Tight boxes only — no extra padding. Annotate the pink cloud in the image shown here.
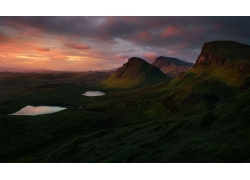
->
[143,52,159,62]
[64,41,91,50]
[137,31,152,41]
[115,53,131,60]
[160,27,182,38]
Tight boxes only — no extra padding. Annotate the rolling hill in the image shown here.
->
[101,57,171,88]
[152,56,194,77]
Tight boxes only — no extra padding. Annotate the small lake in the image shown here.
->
[82,91,105,97]
[9,105,66,116]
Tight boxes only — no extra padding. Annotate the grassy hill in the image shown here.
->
[151,40,250,117]
[153,56,194,77]
[101,57,171,89]
[192,40,250,86]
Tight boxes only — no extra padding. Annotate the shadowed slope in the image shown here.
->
[153,56,194,77]
[151,41,250,117]
[101,57,171,88]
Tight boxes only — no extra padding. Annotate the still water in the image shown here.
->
[9,105,66,116]
[82,91,105,97]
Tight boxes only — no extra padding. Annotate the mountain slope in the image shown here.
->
[192,40,250,86]
[148,40,250,117]
[152,56,194,77]
[101,57,171,88]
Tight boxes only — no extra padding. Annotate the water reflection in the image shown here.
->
[82,91,105,97]
[9,105,66,116]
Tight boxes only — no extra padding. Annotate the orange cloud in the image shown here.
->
[35,47,50,51]
[0,35,9,42]
[50,55,67,61]
[15,54,49,61]
[64,41,91,50]
[115,53,130,60]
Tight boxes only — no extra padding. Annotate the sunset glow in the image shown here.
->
[0,17,250,72]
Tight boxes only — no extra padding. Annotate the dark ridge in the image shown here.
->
[101,57,171,88]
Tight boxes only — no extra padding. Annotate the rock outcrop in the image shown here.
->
[194,41,250,69]
[237,63,250,73]
[192,40,250,86]
[194,53,226,67]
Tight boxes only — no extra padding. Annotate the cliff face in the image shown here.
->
[191,40,250,86]
[237,63,250,73]
[194,53,226,67]
[194,41,250,68]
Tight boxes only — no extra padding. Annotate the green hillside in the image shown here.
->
[192,40,250,86]
[153,56,194,77]
[152,40,250,117]
[101,57,171,88]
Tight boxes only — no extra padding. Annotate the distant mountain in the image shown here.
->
[0,66,56,73]
[152,56,194,77]
[101,57,171,88]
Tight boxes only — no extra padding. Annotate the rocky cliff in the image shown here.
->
[192,40,250,86]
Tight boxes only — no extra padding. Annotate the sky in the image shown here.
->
[0,16,250,72]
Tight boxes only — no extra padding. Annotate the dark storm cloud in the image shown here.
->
[1,16,249,44]
[0,16,250,62]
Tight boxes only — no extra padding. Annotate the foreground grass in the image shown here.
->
[0,71,250,162]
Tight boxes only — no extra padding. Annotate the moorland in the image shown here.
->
[1,40,250,162]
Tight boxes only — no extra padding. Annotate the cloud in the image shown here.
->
[143,52,159,62]
[137,31,153,41]
[1,17,250,48]
[15,54,49,61]
[63,41,91,50]
[35,47,50,51]
[0,16,250,70]
[115,53,131,60]
[50,55,67,61]
[160,26,183,38]
[0,35,9,42]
